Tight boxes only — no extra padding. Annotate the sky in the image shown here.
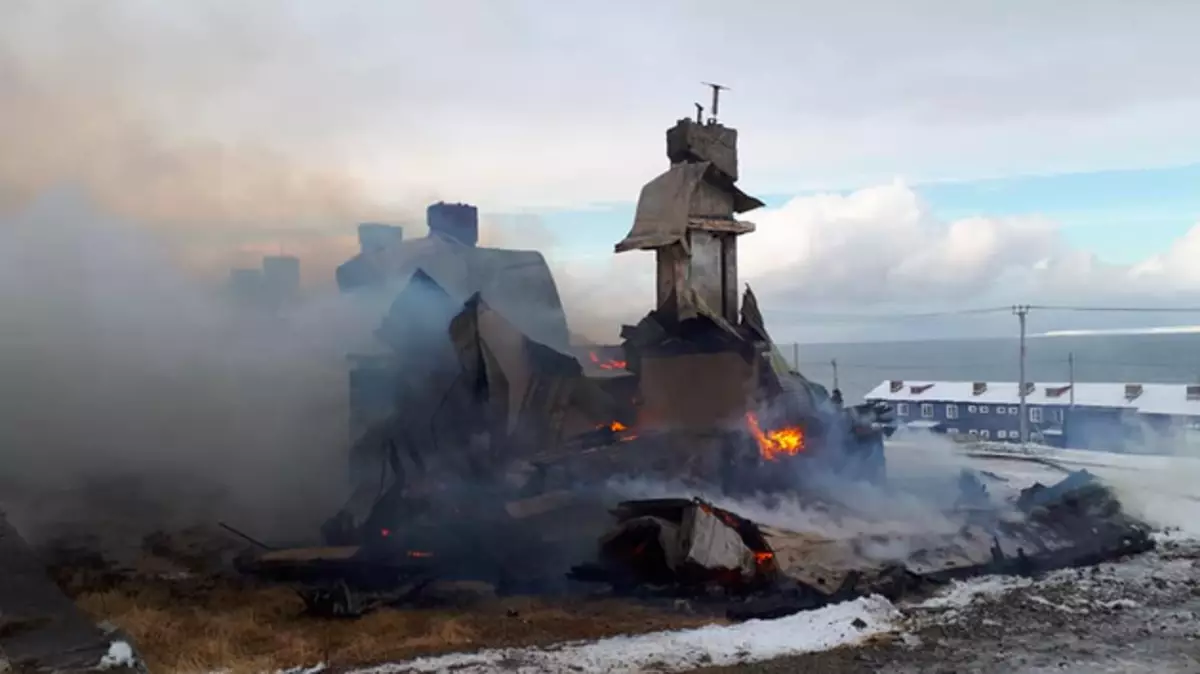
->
[4,0,1200,340]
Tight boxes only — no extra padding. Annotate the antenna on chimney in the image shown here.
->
[694,102,704,124]
[701,81,729,124]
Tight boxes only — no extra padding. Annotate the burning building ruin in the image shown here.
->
[0,92,1162,674]
[234,95,1154,621]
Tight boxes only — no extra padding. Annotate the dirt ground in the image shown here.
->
[72,578,720,673]
[45,534,720,674]
[697,536,1200,674]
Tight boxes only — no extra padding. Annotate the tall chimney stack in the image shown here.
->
[614,89,762,323]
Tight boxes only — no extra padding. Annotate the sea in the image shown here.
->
[786,333,1200,403]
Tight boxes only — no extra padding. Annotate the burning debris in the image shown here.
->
[224,98,1158,625]
[588,351,628,371]
[223,100,1158,631]
[7,91,1160,674]
[745,412,805,461]
[573,470,1153,620]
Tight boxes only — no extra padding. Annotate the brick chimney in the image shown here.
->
[427,202,479,247]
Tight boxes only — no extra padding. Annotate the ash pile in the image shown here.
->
[235,97,1155,619]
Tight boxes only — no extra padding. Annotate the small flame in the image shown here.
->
[589,351,628,371]
[407,550,434,558]
[745,412,805,461]
[754,551,775,565]
[596,420,637,442]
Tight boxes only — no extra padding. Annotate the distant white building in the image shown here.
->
[864,380,1200,452]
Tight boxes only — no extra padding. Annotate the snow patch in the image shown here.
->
[351,596,900,674]
[277,666,327,674]
[916,575,1034,610]
[98,641,136,670]
[1102,598,1141,610]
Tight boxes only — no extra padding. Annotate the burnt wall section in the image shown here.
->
[0,511,145,673]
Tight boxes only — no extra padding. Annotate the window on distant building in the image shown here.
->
[968,405,977,413]
[921,403,934,418]
[948,428,959,435]
[997,406,1007,415]
[998,430,1008,439]
[969,429,979,437]
[896,403,908,416]
[980,430,990,439]
[1009,407,1018,415]
[979,405,989,413]
[1030,407,1043,423]
[946,404,959,419]
[1055,409,1064,423]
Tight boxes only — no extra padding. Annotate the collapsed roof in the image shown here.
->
[337,235,570,350]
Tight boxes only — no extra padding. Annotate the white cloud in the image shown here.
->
[522,181,1200,342]
[1131,226,1200,289]
[739,183,1056,303]
[738,184,1200,310]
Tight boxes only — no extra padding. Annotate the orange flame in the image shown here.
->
[589,351,628,371]
[754,551,775,565]
[745,412,805,461]
[595,420,637,442]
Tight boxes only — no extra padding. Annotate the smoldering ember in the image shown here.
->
[0,106,1161,674]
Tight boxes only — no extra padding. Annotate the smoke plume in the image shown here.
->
[0,2,642,552]
[0,1,433,284]
[0,193,411,544]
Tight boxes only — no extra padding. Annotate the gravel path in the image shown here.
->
[697,535,1200,673]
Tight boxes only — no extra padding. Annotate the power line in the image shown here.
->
[765,306,1012,322]
[769,304,1200,322]
[1027,304,1200,311]
[793,357,1192,372]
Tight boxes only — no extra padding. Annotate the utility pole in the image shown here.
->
[1066,351,1075,448]
[831,358,840,391]
[1014,305,1030,446]
[1068,352,1075,407]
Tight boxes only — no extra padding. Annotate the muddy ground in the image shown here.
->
[698,535,1200,674]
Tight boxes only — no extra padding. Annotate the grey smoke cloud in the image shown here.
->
[0,1,434,285]
[0,192,405,543]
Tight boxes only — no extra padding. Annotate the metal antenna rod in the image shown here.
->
[694,102,704,124]
[701,82,729,122]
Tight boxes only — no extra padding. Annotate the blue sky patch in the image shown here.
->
[530,164,1200,264]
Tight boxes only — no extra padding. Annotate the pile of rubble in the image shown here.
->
[572,469,1153,619]
[229,102,1158,621]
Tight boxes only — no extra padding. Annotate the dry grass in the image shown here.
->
[74,577,722,674]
